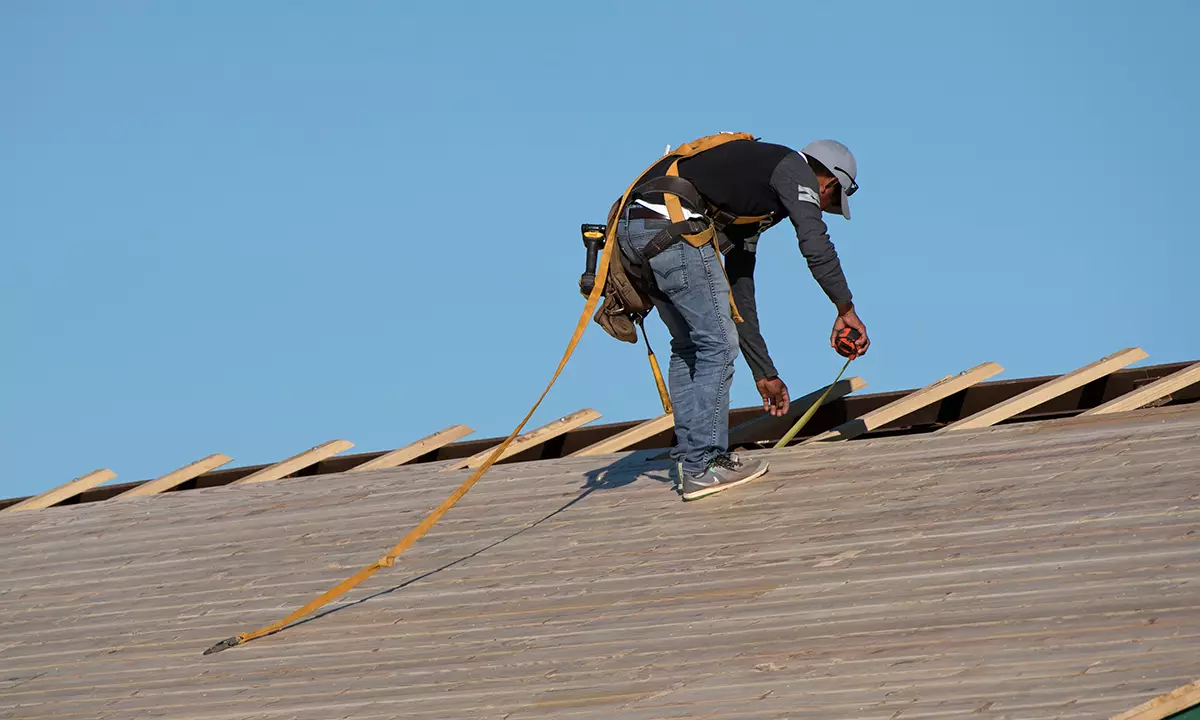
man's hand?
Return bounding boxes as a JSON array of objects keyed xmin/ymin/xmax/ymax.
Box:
[
  {"xmin": 831, "ymin": 304, "xmax": 870, "ymax": 358},
  {"xmin": 756, "ymin": 376, "xmax": 790, "ymax": 417}
]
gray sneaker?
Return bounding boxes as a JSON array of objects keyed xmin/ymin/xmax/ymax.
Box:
[
  {"xmin": 680, "ymin": 453, "xmax": 769, "ymax": 501},
  {"xmin": 674, "ymin": 461, "xmax": 684, "ymax": 494}
]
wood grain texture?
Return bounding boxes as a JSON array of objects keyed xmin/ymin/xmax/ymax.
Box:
[
  {"xmin": 1084, "ymin": 362, "xmax": 1200, "ymax": 417},
  {"xmin": 942, "ymin": 348, "xmax": 1148, "ymax": 432},
  {"xmin": 728, "ymin": 376, "xmax": 868, "ymax": 447},
  {"xmin": 114, "ymin": 454, "xmax": 232, "ymax": 499},
  {"xmin": 442, "ymin": 409, "xmax": 601, "ymax": 471},
  {"xmin": 804, "ymin": 362, "xmax": 1004, "ymax": 443},
  {"xmin": 1, "ymin": 405, "xmax": 1198, "ymax": 719},
  {"xmin": 232, "ymin": 440, "xmax": 353, "ymax": 485},
  {"xmin": 1111, "ymin": 678, "xmax": 1200, "ymax": 720},
  {"xmin": 350, "ymin": 425, "xmax": 474, "ymax": 471},
  {"xmin": 1, "ymin": 468, "xmax": 116, "ymax": 513},
  {"xmin": 570, "ymin": 414, "xmax": 674, "ymax": 457}
]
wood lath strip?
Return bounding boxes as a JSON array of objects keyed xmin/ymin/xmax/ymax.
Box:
[
  {"xmin": 570, "ymin": 413, "xmax": 674, "ymax": 457},
  {"xmin": 114, "ymin": 453, "xmax": 232, "ymax": 499},
  {"xmin": 804, "ymin": 362, "xmax": 1005, "ymax": 444},
  {"xmin": 1083, "ymin": 361, "xmax": 1200, "ymax": 416},
  {"xmin": 443, "ymin": 409, "xmax": 601, "ymax": 471},
  {"xmin": 728, "ymin": 376, "xmax": 868, "ymax": 447},
  {"xmin": 232, "ymin": 440, "xmax": 354, "ymax": 485},
  {"xmin": 1, "ymin": 469, "xmax": 117, "ymax": 513},
  {"xmin": 942, "ymin": 348, "xmax": 1148, "ymax": 432},
  {"xmin": 1111, "ymin": 678, "xmax": 1200, "ymax": 720},
  {"xmin": 350, "ymin": 425, "xmax": 475, "ymax": 472}
]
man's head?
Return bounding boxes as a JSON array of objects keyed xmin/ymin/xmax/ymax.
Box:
[{"xmin": 801, "ymin": 139, "xmax": 858, "ymax": 220}]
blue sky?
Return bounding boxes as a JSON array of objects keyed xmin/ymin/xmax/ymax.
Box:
[{"xmin": 2, "ymin": 1, "xmax": 1197, "ymax": 499}]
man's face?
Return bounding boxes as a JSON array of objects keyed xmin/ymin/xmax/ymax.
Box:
[{"xmin": 818, "ymin": 175, "xmax": 841, "ymax": 212}]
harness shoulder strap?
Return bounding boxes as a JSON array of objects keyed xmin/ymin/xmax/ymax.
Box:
[{"xmin": 662, "ymin": 160, "xmax": 744, "ymax": 323}]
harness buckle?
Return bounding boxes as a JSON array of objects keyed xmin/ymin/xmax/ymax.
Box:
[{"xmin": 710, "ymin": 208, "xmax": 739, "ymax": 229}]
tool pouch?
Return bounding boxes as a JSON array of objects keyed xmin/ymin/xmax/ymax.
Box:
[{"xmin": 588, "ymin": 198, "xmax": 658, "ymax": 344}]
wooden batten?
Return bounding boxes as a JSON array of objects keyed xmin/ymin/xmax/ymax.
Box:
[
  {"xmin": 2, "ymin": 469, "xmax": 118, "ymax": 513},
  {"xmin": 570, "ymin": 413, "xmax": 674, "ymax": 457},
  {"xmin": 942, "ymin": 348, "xmax": 1147, "ymax": 432},
  {"xmin": 1111, "ymin": 678, "xmax": 1200, "ymax": 720},
  {"xmin": 1083, "ymin": 361, "xmax": 1200, "ymax": 416},
  {"xmin": 232, "ymin": 440, "xmax": 354, "ymax": 485},
  {"xmin": 805, "ymin": 362, "xmax": 1005, "ymax": 444},
  {"xmin": 443, "ymin": 409, "xmax": 601, "ymax": 471},
  {"xmin": 115, "ymin": 454, "xmax": 233, "ymax": 499},
  {"xmin": 351, "ymin": 425, "xmax": 475, "ymax": 472}
]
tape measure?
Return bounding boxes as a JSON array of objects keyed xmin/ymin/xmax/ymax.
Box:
[{"xmin": 835, "ymin": 327, "xmax": 862, "ymax": 359}]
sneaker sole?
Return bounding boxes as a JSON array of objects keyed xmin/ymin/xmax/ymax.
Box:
[{"xmin": 681, "ymin": 461, "xmax": 770, "ymax": 501}]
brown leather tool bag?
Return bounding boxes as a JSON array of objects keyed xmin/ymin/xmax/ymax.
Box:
[{"xmin": 588, "ymin": 198, "xmax": 657, "ymax": 343}]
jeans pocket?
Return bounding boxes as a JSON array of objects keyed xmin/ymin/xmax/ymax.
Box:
[{"xmin": 649, "ymin": 243, "xmax": 689, "ymax": 298}]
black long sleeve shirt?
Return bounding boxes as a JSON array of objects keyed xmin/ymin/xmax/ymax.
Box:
[{"xmin": 726, "ymin": 151, "xmax": 853, "ymax": 381}]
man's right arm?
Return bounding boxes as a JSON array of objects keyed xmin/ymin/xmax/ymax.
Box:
[
  {"xmin": 768, "ymin": 152, "xmax": 854, "ymax": 307},
  {"xmin": 769, "ymin": 152, "xmax": 870, "ymax": 356}
]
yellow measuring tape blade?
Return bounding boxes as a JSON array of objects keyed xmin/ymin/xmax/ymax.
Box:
[
  {"xmin": 204, "ymin": 154, "xmax": 676, "ymax": 655},
  {"xmin": 773, "ymin": 357, "xmax": 853, "ymax": 449}
]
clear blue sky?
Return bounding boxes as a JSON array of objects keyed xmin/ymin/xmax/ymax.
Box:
[{"xmin": 2, "ymin": 2, "xmax": 1197, "ymax": 499}]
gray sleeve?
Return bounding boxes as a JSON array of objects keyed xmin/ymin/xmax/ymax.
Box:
[
  {"xmin": 769, "ymin": 152, "xmax": 854, "ymax": 306},
  {"xmin": 726, "ymin": 238, "xmax": 779, "ymax": 381}
]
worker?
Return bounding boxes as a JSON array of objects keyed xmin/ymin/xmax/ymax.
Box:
[{"xmin": 615, "ymin": 138, "xmax": 869, "ymax": 501}]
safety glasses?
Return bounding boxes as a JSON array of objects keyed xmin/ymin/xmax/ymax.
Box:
[{"xmin": 834, "ymin": 166, "xmax": 859, "ymax": 197}]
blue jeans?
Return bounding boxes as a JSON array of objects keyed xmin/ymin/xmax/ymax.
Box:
[{"xmin": 617, "ymin": 216, "xmax": 739, "ymax": 475}]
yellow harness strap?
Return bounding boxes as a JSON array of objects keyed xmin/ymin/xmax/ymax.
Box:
[
  {"xmin": 663, "ymin": 160, "xmax": 743, "ymax": 323},
  {"xmin": 204, "ymin": 153, "xmax": 674, "ymax": 656},
  {"xmin": 727, "ymin": 213, "xmax": 773, "ymax": 225}
]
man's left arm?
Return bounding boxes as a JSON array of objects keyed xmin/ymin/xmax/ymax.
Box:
[
  {"xmin": 727, "ymin": 239, "xmax": 791, "ymax": 416},
  {"xmin": 727, "ymin": 241, "xmax": 777, "ymax": 382}
]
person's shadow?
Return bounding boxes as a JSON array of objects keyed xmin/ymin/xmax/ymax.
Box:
[{"xmin": 281, "ymin": 451, "xmax": 675, "ymax": 633}]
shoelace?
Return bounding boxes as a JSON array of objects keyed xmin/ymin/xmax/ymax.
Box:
[{"xmin": 709, "ymin": 453, "xmax": 742, "ymax": 471}]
